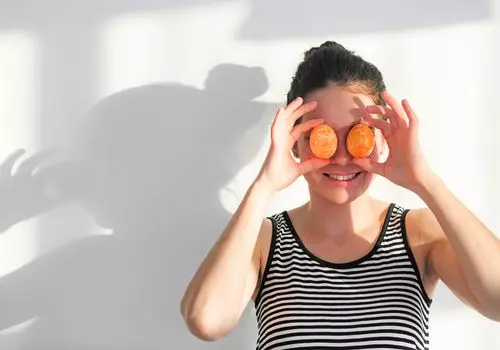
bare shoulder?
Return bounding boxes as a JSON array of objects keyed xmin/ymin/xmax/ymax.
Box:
[
  {"xmin": 405, "ymin": 207, "xmax": 446, "ymax": 242},
  {"xmin": 405, "ymin": 207, "xmax": 491, "ymax": 315}
]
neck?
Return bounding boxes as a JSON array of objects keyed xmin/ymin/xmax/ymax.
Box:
[{"xmin": 304, "ymin": 191, "xmax": 381, "ymax": 239}]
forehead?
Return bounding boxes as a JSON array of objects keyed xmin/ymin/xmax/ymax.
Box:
[{"xmin": 303, "ymin": 85, "xmax": 375, "ymax": 128}]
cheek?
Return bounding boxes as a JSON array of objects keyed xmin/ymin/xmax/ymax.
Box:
[{"xmin": 296, "ymin": 139, "xmax": 315, "ymax": 159}]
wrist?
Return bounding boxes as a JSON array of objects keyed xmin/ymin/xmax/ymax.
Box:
[
  {"xmin": 412, "ymin": 171, "xmax": 443, "ymax": 201},
  {"xmin": 251, "ymin": 176, "xmax": 278, "ymax": 199}
]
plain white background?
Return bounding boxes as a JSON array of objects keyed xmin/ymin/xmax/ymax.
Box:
[{"xmin": 0, "ymin": 0, "xmax": 499, "ymax": 349}]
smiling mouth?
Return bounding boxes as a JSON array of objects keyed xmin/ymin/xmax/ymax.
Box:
[{"xmin": 323, "ymin": 172, "xmax": 362, "ymax": 181}]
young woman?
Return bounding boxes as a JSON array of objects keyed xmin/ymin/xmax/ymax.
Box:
[{"xmin": 180, "ymin": 41, "xmax": 500, "ymax": 350}]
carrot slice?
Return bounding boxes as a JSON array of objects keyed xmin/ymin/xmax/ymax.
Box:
[
  {"xmin": 347, "ymin": 123, "xmax": 374, "ymax": 158},
  {"xmin": 309, "ymin": 124, "xmax": 337, "ymax": 159}
]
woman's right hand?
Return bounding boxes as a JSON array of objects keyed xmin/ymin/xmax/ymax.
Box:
[{"xmin": 255, "ymin": 97, "xmax": 330, "ymax": 194}]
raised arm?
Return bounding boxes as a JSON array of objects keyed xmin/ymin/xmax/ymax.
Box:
[{"xmin": 180, "ymin": 97, "xmax": 328, "ymax": 341}]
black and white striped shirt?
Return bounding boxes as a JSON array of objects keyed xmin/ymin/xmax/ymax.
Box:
[{"xmin": 254, "ymin": 203, "xmax": 432, "ymax": 350}]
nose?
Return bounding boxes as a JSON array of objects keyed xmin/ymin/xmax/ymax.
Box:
[{"xmin": 330, "ymin": 139, "xmax": 351, "ymax": 165}]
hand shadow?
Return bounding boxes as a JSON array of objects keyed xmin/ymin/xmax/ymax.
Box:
[
  {"xmin": 0, "ymin": 149, "xmax": 77, "ymax": 234},
  {"xmin": 0, "ymin": 63, "xmax": 275, "ymax": 350}
]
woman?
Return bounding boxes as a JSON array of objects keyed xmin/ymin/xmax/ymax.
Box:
[{"xmin": 180, "ymin": 41, "xmax": 500, "ymax": 350}]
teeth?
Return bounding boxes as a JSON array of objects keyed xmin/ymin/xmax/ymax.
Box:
[{"xmin": 326, "ymin": 173, "xmax": 357, "ymax": 181}]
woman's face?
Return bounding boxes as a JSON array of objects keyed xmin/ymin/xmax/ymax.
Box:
[{"xmin": 296, "ymin": 84, "xmax": 387, "ymax": 204}]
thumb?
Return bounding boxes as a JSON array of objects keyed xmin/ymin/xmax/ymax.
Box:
[{"xmin": 353, "ymin": 158, "xmax": 385, "ymax": 175}]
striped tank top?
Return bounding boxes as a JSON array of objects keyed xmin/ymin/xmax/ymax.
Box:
[{"xmin": 254, "ymin": 203, "xmax": 432, "ymax": 350}]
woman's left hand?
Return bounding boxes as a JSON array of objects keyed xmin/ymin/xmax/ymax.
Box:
[{"xmin": 353, "ymin": 91, "xmax": 435, "ymax": 193}]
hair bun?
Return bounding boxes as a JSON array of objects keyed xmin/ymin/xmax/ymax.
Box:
[{"xmin": 304, "ymin": 41, "xmax": 347, "ymax": 59}]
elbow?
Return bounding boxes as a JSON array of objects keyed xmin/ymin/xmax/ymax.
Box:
[
  {"xmin": 485, "ymin": 305, "xmax": 500, "ymax": 323},
  {"xmin": 486, "ymin": 288, "xmax": 500, "ymax": 322},
  {"xmin": 477, "ymin": 296, "xmax": 500, "ymax": 323},
  {"xmin": 182, "ymin": 313, "xmax": 226, "ymax": 342},
  {"xmin": 491, "ymin": 315, "xmax": 500, "ymax": 323},
  {"xmin": 180, "ymin": 298, "xmax": 227, "ymax": 342},
  {"xmin": 483, "ymin": 309, "xmax": 500, "ymax": 323}
]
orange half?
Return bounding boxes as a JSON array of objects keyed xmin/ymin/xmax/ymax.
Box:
[
  {"xmin": 309, "ymin": 124, "xmax": 338, "ymax": 159},
  {"xmin": 347, "ymin": 123, "xmax": 374, "ymax": 158}
]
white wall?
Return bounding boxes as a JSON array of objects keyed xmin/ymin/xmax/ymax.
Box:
[{"xmin": 0, "ymin": 1, "xmax": 498, "ymax": 349}]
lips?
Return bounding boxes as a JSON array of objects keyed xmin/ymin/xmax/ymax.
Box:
[
  {"xmin": 322, "ymin": 172, "xmax": 362, "ymax": 181},
  {"xmin": 325, "ymin": 173, "xmax": 356, "ymax": 180}
]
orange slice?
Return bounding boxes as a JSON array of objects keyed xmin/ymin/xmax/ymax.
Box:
[
  {"xmin": 309, "ymin": 124, "xmax": 337, "ymax": 159},
  {"xmin": 347, "ymin": 123, "xmax": 374, "ymax": 158}
]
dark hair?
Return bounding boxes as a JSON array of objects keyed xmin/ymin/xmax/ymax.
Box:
[{"xmin": 287, "ymin": 41, "xmax": 386, "ymax": 108}]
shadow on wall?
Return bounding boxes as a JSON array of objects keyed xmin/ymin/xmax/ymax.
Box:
[
  {"xmin": 237, "ymin": 0, "xmax": 491, "ymax": 39},
  {"xmin": 0, "ymin": 0, "xmax": 224, "ymax": 28},
  {"xmin": 0, "ymin": 0, "xmax": 485, "ymax": 346},
  {"xmin": 0, "ymin": 63, "xmax": 274, "ymax": 350},
  {"xmin": 0, "ymin": 150, "xmax": 75, "ymax": 234},
  {"xmin": 0, "ymin": 0, "xmax": 491, "ymax": 32}
]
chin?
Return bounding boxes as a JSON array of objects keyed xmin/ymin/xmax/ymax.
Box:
[{"xmin": 305, "ymin": 171, "xmax": 374, "ymax": 204}]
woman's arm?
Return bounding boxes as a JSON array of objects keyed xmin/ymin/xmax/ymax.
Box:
[
  {"xmin": 180, "ymin": 97, "xmax": 326, "ymax": 341},
  {"xmin": 416, "ymin": 174, "xmax": 500, "ymax": 321},
  {"xmin": 357, "ymin": 91, "xmax": 500, "ymax": 321},
  {"xmin": 180, "ymin": 181, "xmax": 272, "ymax": 341}
]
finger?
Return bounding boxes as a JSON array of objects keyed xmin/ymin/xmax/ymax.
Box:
[
  {"xmin": 381, "ymin": 91, "xmax": 409, "ymax": 128},
  {"xmin": 0, "ymin": 149, "xmax": 26, "ymax": 177},
  {"xmin": 352, "ymin": 158, "xmax": 385, "ymax": 175},
  {"xmin": 271, "ymin": 107, "xmax": 284, "ymax": 126},
  {"xmin": 401, "ymin": 99, "xmax": 420, "ymax": 148},
  {"xmin": 401, "ymin": 99, "xmax": 419, "ymax": 128},
  {"xmin": 365, "ymin": 105, "xmax": 399, "ymax": 129},
  {"xmin": 362, "ymin": 113, "xmax": 391, "ymax": 137},
  {"xmin": 288, "ymin": 101, "xmax": 317, "ymax": 129},
  {"xmin": 364, "ymin": 105, "xmax": 400, "ymax": 133},
  {"xmin": 290, "ymin": 118, "xmax": 324, "ymax": 142},
  {"xmin": 297, "ymin": 158, "xmax": 329, "ymax": 176},
  {"xmin": 284, "ymin": 97, "xmax": 304, "ymax": 115},
  {"xmin": 16, "ymin": 150, "xmax": 54, "ymax": 179},
  {"xmin": 271, "ymin": 108, "xmax": 290, "ymax": 145}
]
